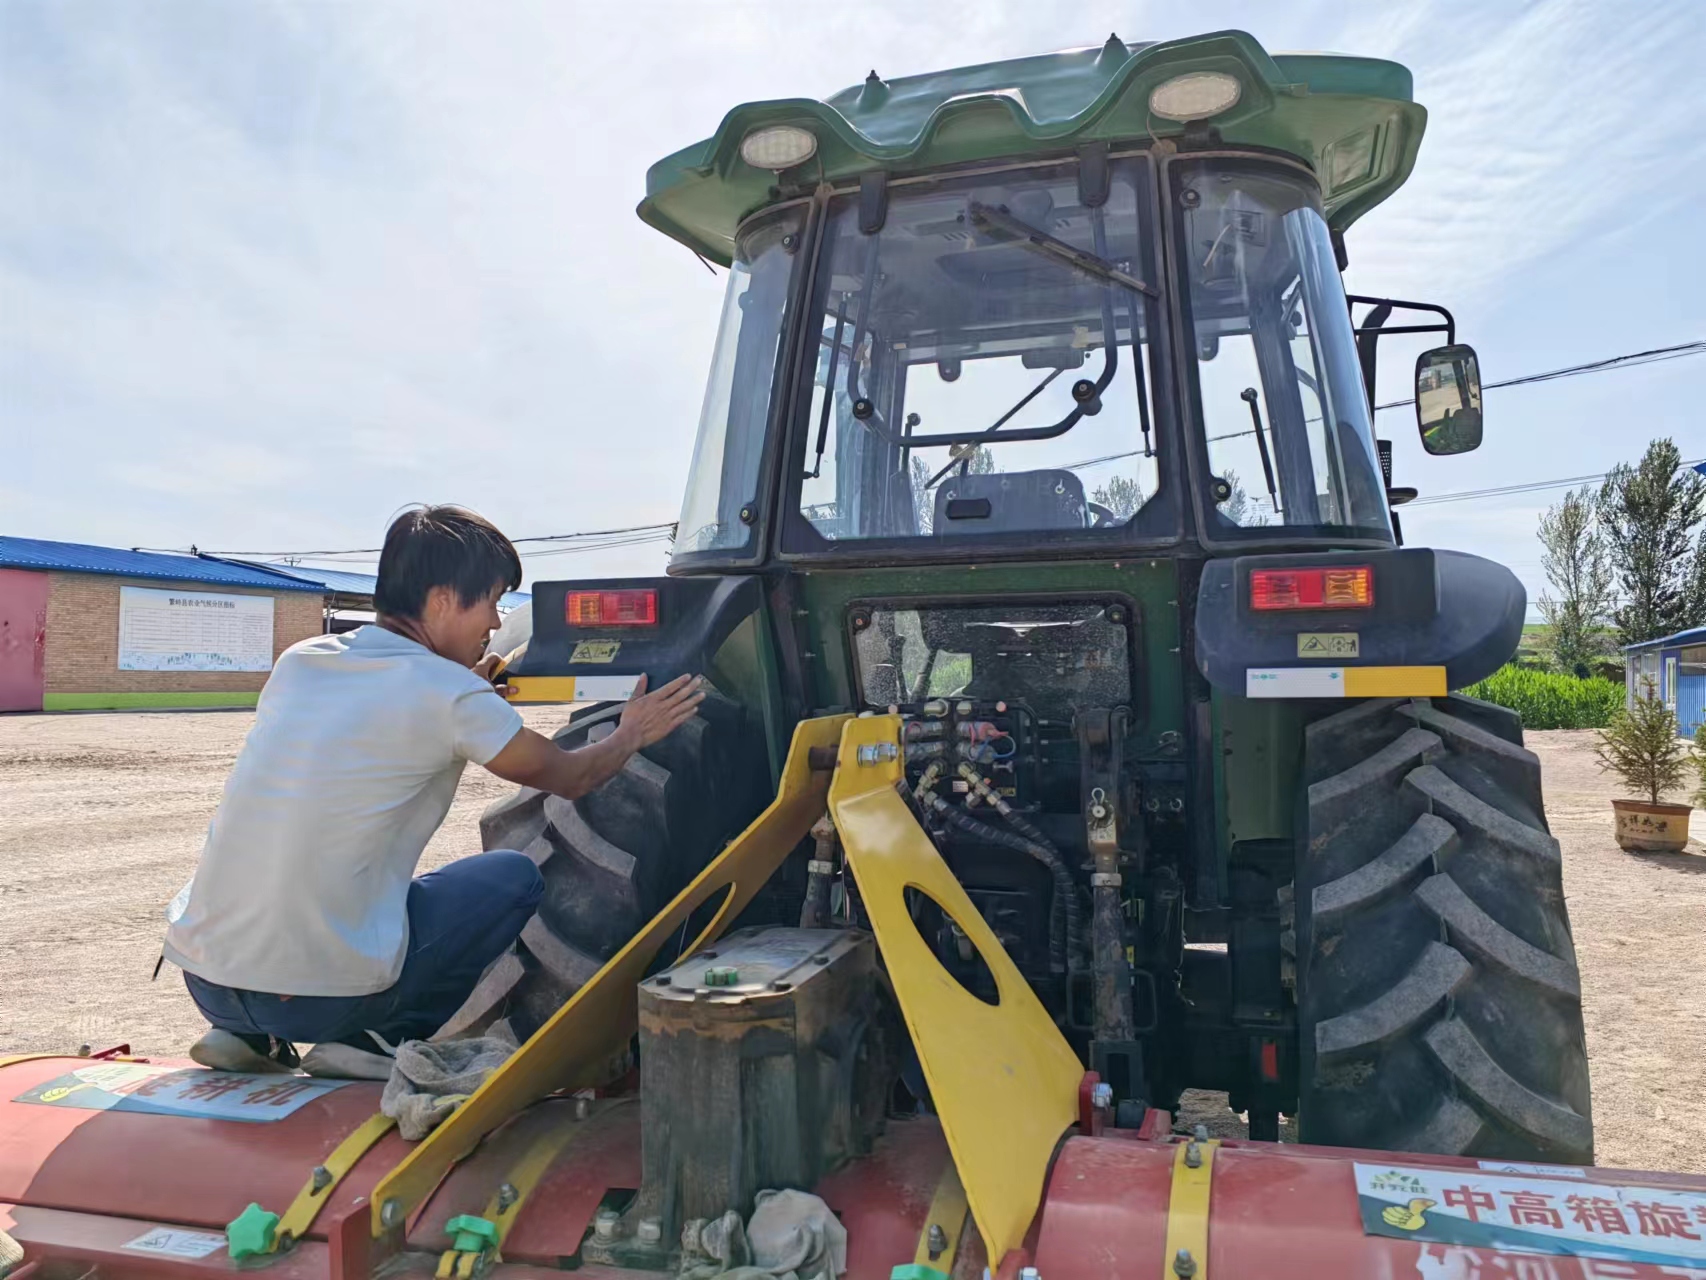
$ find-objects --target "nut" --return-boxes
[637,1216,663,1245]
[593,1208,620,1240]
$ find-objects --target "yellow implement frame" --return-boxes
[828,715,1082,1266]
[369,714,850,1236]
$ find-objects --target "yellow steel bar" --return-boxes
[1160,1139,1218,1280]
[274,1113,397,1251]
[1342,666,1447,697]
[911,1156,969,1274]
[436,1100,600,1275]
[828,715,1081,1266]
[503,676,581,703]
[371,714,851,1236]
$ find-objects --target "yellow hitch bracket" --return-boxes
[1160,1137,1219,1280]
[371,714,852,1236]
[829,714,1082,1265]
[910,1154,969,1275]
[435,1098,604,1278]
[273,1112,396,1253]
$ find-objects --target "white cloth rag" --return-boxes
[679,1190,846,1280]
[380,1026,517,1140]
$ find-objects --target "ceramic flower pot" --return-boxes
[1610,798,1693,852]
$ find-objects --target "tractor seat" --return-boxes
[934,469,1088,533]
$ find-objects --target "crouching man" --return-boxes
[163,504,702,1078]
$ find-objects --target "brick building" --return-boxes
[0,538,327,712]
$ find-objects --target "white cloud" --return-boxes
[1,0,1700,598]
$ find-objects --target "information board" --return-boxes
[117,586,275,672]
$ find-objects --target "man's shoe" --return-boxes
[189,1028,300,1074]
[301,1035,395,1081]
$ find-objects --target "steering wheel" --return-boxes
[1088,502,1120,529]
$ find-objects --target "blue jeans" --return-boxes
[184,850,544,1047]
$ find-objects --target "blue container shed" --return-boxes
[1622,626,1706,738]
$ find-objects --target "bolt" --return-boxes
[593,1208,620,1240]
[497,1183,518,1213]
[310,1165,332,1193]
[637,1216,663,1245]
[1194,1123,1209,1142]
[856,742,898,766]
[276,1229,295,1252]
[1184,1141,1202,1169]
[77,1044,91,1057]
[575,1095,591,1121]
[380,1198,404,1229]
[1173,1247,1198,1277]
[1091,1082,1113,1111]
[927,1223,948,1259]
[1020,1268,1043,1280]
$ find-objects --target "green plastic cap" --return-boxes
[226,1202,280,1260]
[890,1266,950,1280]
[704,965,740,987]
[445,1214,499,1253]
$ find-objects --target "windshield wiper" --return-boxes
[967,201,1159,298]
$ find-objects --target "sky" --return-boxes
[2,0,1703,612]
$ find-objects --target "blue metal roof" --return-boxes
[1621,626,1706,653]
[230,560,529,610]
[0,537,327,593]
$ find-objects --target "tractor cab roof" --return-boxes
[639,29,1425,265]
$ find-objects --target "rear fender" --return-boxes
[512,575,762,684]
[1194,548,1524,693]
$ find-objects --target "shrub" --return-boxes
[1594,680,1689,804]
[1459,665,1625,730]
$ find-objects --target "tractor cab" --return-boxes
[666,45,1482,575]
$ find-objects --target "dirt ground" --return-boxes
[0,713,1701,1172]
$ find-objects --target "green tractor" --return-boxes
[481,29,1589,1166]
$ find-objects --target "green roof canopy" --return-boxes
[639,29,1425,265]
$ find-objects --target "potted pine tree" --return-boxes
[1596,679,1693,852]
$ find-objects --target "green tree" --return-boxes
[1691,731,1706,808]
[1594,678,1689,804]
[1597,438,1706,645]
[1537,485,1614,676]
[1091,474,1145,520]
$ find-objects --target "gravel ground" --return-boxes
[0,712,1700,1171]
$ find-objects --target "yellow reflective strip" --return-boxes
[372,714,851,1236]
[912,1157,969,1270]
[1342,665,1448,697]
[504,676,579,703]
[436,1102,593,1274]
[0,1054,70,1069]
[830,715,1081,1265]
[1161,1139,1217,1280]
[274,1112,396,1250]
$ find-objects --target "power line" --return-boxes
[1405,458,1704,508]
[1374,340,1706,411]
[137,521,678,561]
[1061,338,1706,474]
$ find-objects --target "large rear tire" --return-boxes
[444,690,768,1040]
[1295,695,1593,1163]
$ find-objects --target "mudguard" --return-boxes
[1194,548,1525,695]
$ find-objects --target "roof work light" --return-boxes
[739,125,818,171]
[1148,71,1242,121]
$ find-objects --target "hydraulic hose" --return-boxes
[956,765,1086,967]
[921,792,1080,977]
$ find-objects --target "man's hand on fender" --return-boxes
[615,673,705,750]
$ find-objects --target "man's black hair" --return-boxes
[373,505,523,620]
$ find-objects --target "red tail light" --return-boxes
[1250,565,1373,611]
[565,589,658,627]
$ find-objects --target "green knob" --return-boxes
[446,1214,499,1254]
[705,965,740,986]
[890,1266,950,1280]
[226,1202,280,1260]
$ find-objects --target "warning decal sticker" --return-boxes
[14,1062,352,1122]
[124,1227,228,1258]
[1356,1163,1706,1268]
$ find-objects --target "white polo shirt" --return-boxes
[163,626,524,997]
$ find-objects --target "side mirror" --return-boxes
[1415,344,1483,455]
